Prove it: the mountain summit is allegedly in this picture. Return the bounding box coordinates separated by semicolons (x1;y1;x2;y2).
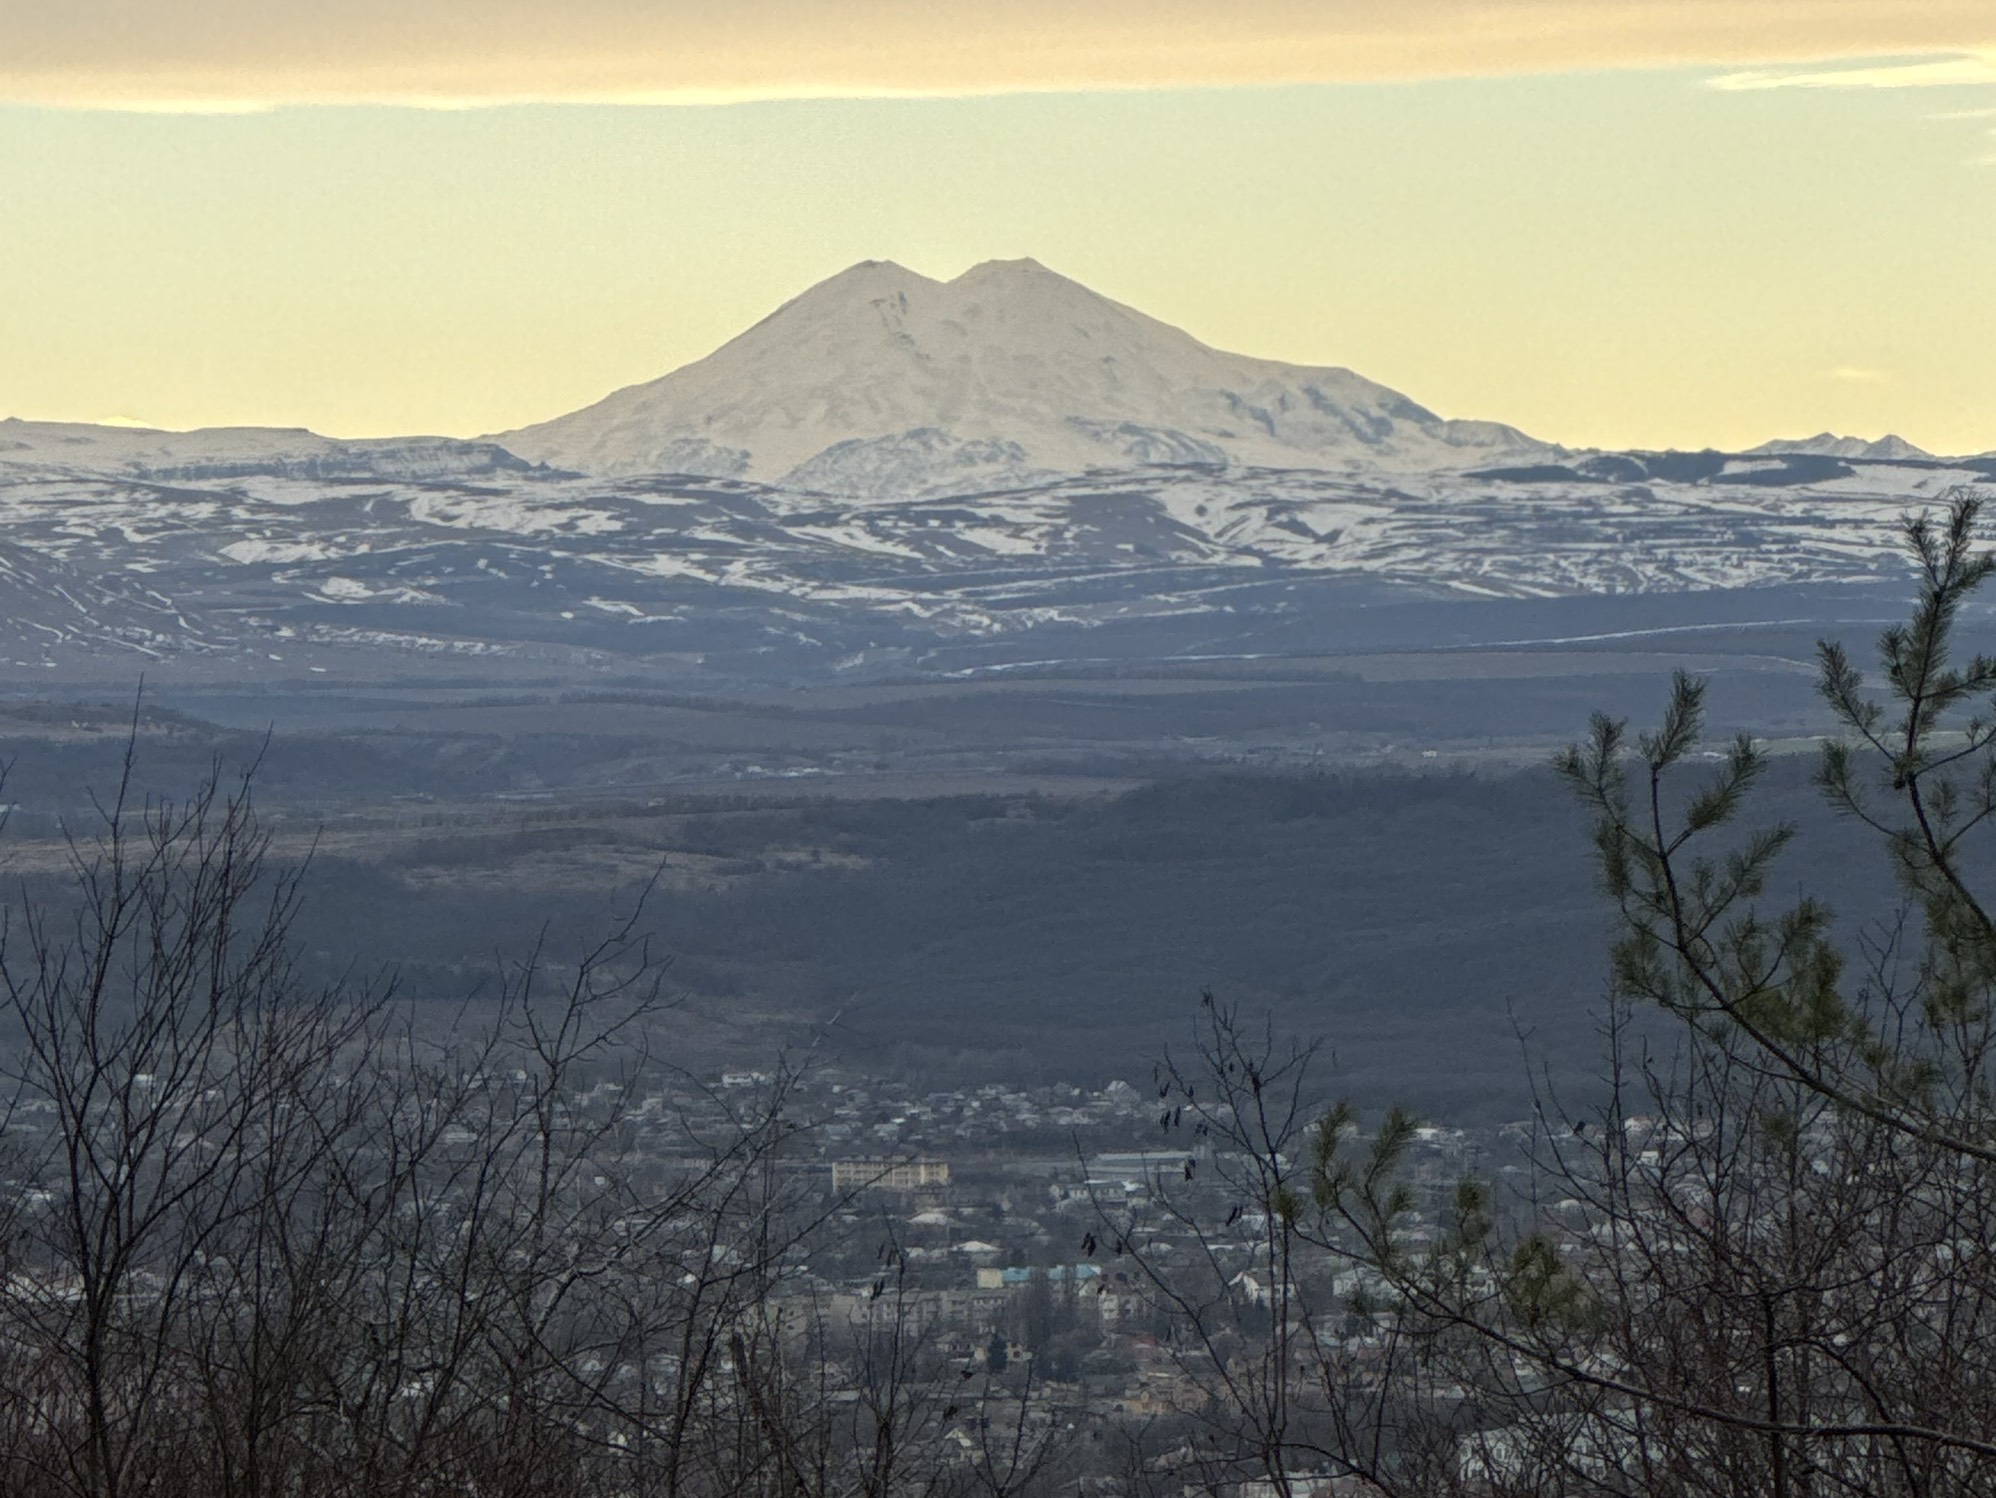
494;259;1549;495
1746;432;1933;462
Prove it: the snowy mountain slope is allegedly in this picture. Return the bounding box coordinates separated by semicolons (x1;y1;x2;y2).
5;261;1991;682
0;419;537;482
1;440;1988;678
492;259;1553;494
0;531;217;666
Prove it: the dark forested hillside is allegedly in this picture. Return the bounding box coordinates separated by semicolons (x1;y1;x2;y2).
0;688;1914;1118
0;759;1886;1118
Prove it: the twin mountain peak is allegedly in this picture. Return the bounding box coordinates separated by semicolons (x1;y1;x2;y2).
5;260;1941;496
491;258;1551;494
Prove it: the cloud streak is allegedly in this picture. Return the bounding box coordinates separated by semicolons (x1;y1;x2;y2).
1711;53;1996;90
8;1;1996;110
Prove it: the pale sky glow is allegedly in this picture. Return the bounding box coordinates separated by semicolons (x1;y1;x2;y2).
2;4;1993;456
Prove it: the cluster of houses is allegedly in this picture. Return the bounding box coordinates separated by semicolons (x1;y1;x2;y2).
680;1063;1525;1474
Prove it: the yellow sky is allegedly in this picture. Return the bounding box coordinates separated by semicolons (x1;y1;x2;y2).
2;4;1993;454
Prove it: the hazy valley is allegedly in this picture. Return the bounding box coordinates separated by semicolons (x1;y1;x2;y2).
2;261;1984;1106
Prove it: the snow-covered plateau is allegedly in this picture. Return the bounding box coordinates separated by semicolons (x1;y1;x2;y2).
1;436;1990;679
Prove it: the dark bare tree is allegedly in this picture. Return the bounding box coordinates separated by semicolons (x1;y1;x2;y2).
0;733;1053;1498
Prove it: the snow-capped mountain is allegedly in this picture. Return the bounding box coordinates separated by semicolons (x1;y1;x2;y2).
4;259;1992;686
1747;432;1933;462
492;259;1552;494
